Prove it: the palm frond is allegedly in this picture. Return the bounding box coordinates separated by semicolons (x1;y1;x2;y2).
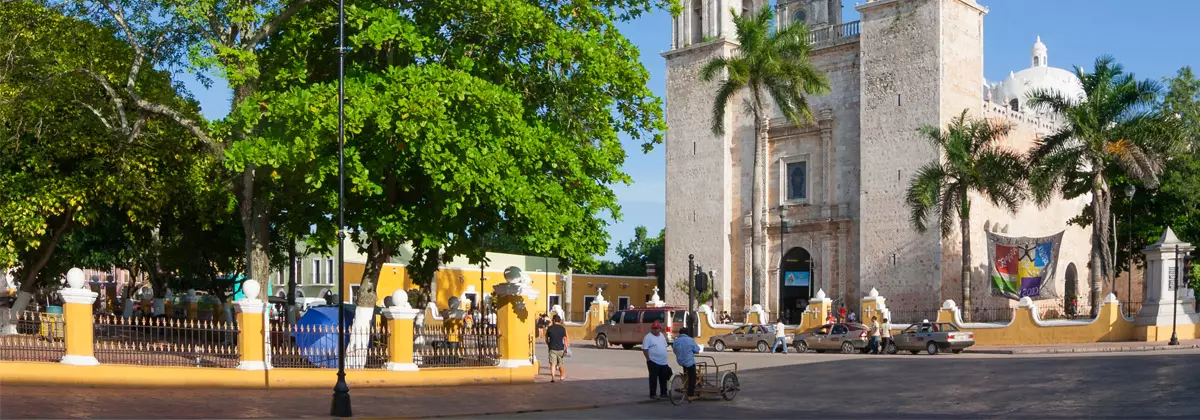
1105;139;1161;188
710;79;742;135
905;162;951;235
939;182;962;238
974;148;1028;214
700;57;730;82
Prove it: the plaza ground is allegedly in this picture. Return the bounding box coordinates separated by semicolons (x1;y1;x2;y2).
3;343;1200;419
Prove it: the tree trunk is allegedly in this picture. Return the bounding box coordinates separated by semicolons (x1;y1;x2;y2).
11;210;73;315
959;192;972;322
1089;179;1108;318
230;83;271;299
348;238;391;369
751;114;770;306
286;241;298;325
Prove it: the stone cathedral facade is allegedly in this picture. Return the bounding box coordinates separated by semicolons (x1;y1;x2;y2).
663;0;1095;321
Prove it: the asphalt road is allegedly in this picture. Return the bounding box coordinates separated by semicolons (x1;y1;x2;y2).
502;346;1200;419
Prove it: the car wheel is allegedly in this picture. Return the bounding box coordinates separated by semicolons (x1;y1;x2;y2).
713;340;727;352
885;342;898;355
796;341;809;353
926;341;939;355
840;342;854;354
757;341;769;353
622;343;635;350
595;334;609;349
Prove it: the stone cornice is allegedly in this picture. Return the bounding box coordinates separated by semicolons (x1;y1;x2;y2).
60;288;98;305
661;38;737;60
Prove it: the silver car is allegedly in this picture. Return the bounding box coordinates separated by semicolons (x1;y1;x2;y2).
793;323;872;354
707;325;793;352
888;322;975;355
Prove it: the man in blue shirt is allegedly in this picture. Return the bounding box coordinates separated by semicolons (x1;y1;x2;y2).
674;327;702;401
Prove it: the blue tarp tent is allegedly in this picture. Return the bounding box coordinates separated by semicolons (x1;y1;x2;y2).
293;305;354;368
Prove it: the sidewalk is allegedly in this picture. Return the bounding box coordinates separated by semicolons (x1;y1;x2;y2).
966;339;1200;354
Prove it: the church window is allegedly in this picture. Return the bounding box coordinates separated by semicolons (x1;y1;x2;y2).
1009;99;1020;112
793;8;806;25
1033;56;1040;66
691;0;703;44
786;161;807;201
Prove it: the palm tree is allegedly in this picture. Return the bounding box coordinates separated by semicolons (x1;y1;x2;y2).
1026;56;1166;318
701;7;829;307
905;110;1026;321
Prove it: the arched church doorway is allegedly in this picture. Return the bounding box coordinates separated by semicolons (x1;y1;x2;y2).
1064;263;1078;316
780;247;812;324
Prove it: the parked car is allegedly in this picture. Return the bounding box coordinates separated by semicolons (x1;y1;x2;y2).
888;321;975;355
594;307;689;349
707;324;793;352
793;323;872;354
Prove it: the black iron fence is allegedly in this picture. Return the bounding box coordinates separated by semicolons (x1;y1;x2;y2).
885;309;941;326
269;319;388;369
0;311;65;362
93;315;239;368
415;315;499;368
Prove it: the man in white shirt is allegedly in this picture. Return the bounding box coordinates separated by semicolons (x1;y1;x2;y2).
881;317;893;354
772;319;789;354
642;320;671;399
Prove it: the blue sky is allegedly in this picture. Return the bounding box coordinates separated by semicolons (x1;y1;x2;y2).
178;0;1199;261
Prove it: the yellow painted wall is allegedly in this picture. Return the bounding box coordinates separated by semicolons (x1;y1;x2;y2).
938;300;1136;346
570;274;658;312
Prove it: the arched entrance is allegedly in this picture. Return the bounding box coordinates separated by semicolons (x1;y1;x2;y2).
780;247;813;324
1064;263;1078;316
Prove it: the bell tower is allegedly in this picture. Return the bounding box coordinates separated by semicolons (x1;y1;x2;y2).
777;0;842;30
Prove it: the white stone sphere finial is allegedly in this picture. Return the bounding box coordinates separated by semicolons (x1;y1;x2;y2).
241;279;261;301
392;289;411;310
868;288;880;298
814;289;827;300
66;268;85;289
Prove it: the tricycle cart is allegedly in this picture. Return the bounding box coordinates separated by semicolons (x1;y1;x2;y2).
667;355;739;405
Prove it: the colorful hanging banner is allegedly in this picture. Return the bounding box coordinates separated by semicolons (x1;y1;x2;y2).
987;231;1065;300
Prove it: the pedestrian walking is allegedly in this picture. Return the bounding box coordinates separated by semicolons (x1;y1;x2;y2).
674;327;702;401
880;317;892;354
868;316;881;354
545;315;569;382
772;319;789;354
838;304;847;323
535;314;548;339
848;311;857;324
642;320;672;400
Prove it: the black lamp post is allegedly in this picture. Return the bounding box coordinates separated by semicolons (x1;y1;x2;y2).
1170;245;1180;345
330;0;352;415
1124;184;1136;317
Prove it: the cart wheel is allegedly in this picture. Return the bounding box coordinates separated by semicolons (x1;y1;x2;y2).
668;374;687;406
840;342;854;354
720;372;740;401
926;341;939;355
713;340;726;352
756;341;769;353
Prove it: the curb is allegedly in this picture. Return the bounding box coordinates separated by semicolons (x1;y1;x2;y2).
966;343;1200;355
366;398;663;419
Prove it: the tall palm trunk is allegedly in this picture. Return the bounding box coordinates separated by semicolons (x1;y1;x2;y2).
1088;175;1108;318
959;192;972;322
750;114;770;306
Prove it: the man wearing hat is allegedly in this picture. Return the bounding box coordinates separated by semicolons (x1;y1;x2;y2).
642;320;671;400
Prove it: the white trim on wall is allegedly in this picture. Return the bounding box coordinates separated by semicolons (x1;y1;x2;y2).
778;154;811;206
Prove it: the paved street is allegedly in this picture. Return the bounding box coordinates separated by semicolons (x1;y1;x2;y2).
3;344;1200;418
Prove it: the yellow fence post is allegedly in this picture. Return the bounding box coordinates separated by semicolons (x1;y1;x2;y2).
937;300;959;324
801;289;832;332
383;289;419;371
234;279;269;370
59;268;99;366
493;268;539;369
584;297;610;340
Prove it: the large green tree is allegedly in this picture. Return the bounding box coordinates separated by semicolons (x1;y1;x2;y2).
700;7;829;306
590;226;666;289
904;111;1026;320
1027;56;1173;318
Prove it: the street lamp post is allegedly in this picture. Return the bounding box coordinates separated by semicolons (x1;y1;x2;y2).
1124;185;1136;317
330;0;352;415
688;254;695;332
1170;245;1180;346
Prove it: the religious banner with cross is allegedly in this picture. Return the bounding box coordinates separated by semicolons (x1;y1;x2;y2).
987;231;1065;300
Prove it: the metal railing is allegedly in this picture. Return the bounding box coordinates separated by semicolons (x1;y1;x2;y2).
0;311;66;362
805;20;861;48
93;315;239;368
416;316;499;368
886;310;941;326
269;319;388;369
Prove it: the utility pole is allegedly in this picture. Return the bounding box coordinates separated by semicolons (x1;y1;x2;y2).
688;254;695;332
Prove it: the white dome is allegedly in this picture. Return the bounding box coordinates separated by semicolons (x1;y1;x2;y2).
989;37;1084;113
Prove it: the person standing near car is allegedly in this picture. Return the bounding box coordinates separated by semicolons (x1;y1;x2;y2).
838;304;847;323
673;327;702;401
642;321;671;400
545;315;569;382
772;319;788;354
868;316;881;354
880;317;892;354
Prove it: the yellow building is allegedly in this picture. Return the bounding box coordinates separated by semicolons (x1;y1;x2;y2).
341;261;659;320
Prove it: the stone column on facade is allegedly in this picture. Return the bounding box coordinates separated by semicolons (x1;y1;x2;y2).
382;289;420;371
1135;227;1198;330
233;279;269;370
60;268;99;366
493;267;540;368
